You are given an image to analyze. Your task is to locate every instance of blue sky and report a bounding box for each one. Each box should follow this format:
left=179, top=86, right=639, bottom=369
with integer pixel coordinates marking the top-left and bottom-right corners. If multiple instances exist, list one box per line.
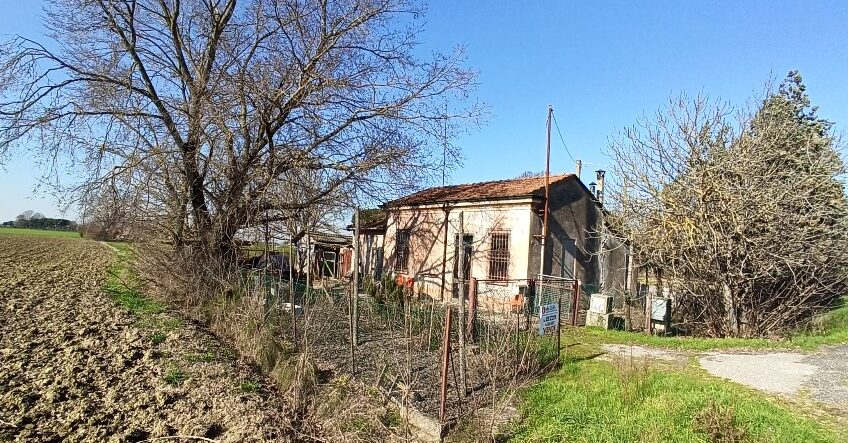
left=1, top=0, right=847, bottom=221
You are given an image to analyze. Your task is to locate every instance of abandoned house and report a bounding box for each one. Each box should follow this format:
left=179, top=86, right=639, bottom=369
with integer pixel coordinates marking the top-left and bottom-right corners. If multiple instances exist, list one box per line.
left=354, top=172, right=634, bottom=314
left=304, top=231, right=353, bottom=279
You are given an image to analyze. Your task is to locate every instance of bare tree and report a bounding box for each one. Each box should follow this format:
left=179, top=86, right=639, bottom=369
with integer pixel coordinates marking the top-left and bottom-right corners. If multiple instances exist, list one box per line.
left=0, top=0, right=480, bottom=260
left=606, top=72, right=848, bottom=337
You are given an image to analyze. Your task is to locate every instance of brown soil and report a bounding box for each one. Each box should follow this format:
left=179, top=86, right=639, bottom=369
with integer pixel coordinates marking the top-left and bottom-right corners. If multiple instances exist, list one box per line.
left=0, top=235, right=294, bottom=442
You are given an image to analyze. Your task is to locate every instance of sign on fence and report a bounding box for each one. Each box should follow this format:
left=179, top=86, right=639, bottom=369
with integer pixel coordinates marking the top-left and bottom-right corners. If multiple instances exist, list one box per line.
left=538, top=302, right=559, bottom=336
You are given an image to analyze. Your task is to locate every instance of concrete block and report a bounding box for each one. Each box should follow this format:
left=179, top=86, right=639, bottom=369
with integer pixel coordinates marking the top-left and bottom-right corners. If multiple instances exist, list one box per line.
left=585, top=311, right=612, bottom=329
left=651, top=298, right=670, bottom=322
left=589, top=293, right=613, bottom=314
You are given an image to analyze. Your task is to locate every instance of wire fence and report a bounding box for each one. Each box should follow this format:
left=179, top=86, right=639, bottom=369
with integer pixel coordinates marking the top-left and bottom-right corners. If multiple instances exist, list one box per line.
left=237, top=269, right=561, bottom=438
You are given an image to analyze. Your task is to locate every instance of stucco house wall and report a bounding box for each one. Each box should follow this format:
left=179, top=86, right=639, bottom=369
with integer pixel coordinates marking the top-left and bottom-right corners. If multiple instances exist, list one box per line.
left=385, top=199, right=534, bottom=300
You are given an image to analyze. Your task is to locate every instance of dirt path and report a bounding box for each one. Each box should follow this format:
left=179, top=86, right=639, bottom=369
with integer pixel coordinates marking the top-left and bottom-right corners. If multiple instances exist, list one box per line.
left=0, top=235, right=294, bottom=442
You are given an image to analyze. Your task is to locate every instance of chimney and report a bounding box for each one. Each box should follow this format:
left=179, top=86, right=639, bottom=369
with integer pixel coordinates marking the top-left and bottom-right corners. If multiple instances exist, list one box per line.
left=589, top=181, right=597, bottom=196
left=595, top=169, right=606, bottom=203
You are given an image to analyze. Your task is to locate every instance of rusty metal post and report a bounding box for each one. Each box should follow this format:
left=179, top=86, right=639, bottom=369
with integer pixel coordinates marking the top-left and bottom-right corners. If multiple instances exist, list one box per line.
left=571, top=279, right=580, bottom=327
left=467, top=277, right=478, bottom=342
left=555, top=282, right=563, bottom=365
left=439, top=305, right=453, bottom=426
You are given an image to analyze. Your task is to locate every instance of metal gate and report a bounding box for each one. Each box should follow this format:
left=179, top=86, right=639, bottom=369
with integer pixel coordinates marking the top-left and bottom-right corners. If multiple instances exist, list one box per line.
left=536, top=275, right=578, bottom=334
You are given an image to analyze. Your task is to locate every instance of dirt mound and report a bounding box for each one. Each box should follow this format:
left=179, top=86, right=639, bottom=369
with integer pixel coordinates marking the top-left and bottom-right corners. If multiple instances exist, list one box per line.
left=0, top=236, right=294, bottom=442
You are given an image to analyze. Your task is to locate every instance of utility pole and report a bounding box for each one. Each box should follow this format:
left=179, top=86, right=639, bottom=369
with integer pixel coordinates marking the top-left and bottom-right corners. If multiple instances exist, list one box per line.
left=575, top=159, right=582, bottom=180
left=539, top=106, right=553, bottom=278
left=442, top=102, right=449, bottom=186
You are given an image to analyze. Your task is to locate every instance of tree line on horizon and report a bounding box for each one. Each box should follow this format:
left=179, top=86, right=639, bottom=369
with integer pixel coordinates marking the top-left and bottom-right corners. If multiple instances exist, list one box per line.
left=2, top=210, right=78, bottom=231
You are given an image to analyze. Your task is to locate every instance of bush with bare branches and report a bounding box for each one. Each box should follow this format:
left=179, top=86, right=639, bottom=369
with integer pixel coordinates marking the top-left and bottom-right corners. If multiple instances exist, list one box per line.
left=607, top=72, right=848, bottom=337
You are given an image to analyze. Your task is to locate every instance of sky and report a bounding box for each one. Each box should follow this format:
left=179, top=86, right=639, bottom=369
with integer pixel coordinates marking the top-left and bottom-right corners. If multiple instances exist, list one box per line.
left=1, top=0, right=847, bottom=221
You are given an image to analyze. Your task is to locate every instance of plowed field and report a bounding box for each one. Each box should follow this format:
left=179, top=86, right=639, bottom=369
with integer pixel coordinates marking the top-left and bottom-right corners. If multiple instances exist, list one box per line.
left=0, top=234, right=293, bottom=442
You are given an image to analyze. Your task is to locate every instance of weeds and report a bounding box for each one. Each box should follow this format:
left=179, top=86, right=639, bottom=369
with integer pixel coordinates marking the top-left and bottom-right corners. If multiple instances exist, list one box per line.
left=240, top=380, right=259, bottom=393
left=164, top=367, right=187, bottom=386
left=151, top=332, right=167, bottom=345
left=693, top=401, right=746, bottom=443
left=379, top=409, right=402, bottom=428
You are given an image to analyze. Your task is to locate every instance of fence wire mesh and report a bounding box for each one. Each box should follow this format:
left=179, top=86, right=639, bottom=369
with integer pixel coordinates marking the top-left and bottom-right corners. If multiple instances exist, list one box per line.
left=237, top=269, right=561, bottom=430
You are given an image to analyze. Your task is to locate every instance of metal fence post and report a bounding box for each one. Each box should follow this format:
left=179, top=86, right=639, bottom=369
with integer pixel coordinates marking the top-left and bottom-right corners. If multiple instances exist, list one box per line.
left=571, top=279, right=580, bottom=327
left=467, top=277, right=477, bottom=342
left=439, top=305, right=452, bottom=426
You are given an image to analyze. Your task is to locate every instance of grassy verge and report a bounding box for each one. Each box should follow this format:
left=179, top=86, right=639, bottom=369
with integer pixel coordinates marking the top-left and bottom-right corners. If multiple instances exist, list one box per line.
left=511, top=354, right=844, bottom=442
left=103, top=242, right=165, bottom=316
left=102, top=243, right=194, bottom=386
left=0, top=226, right=79, bottom=238
left=507, top=305, right=848, bottom=443
left=575, top=300, right=848, bottom=352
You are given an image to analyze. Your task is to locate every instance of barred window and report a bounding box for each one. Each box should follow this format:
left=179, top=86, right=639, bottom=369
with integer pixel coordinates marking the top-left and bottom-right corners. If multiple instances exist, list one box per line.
left=396, top=229, right=411, bottom=272
left=488, top=231, right=509, bottom=280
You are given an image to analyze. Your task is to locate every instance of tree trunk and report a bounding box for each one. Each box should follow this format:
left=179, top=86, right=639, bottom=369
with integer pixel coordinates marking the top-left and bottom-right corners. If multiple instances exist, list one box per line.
left=722, top=282, right=740, bottom=337
left=182, top=141, right=212, bottom=242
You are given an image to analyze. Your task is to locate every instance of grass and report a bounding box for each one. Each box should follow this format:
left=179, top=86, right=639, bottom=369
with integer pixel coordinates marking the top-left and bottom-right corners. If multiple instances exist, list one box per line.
left=103, top=242, right=165, bottom=316
left=239, top=379, right=259, bottom=393
left=0, top=226, right=79, bottom=238
left=164, top=367, right=187, bottom=386
left=576, top=299, right=848, bottom=352
left=511, top=354, right=844, bottom=442
left=151, top=331, right=167, bottom=345
left=508, top=304, right=848, bottom=443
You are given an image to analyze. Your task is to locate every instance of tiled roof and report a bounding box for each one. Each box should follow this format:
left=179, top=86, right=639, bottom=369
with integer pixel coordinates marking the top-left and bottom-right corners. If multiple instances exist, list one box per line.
left=384, top=174, right=575, bottom=207
left=310, top=232, right=352, bottom=246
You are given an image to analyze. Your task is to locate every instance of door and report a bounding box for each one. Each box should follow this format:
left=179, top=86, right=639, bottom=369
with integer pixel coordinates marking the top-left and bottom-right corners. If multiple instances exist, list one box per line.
left=322, top=251, right=337, bottom=278
left=374, top=247, right=384, bottom=279
left=453, top=234, right=473, bottom=298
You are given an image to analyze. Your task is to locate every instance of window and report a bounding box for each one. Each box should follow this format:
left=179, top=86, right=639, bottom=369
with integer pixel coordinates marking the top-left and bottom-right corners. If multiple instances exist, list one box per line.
left=488, top=231, right=510, bottom=280
left=395, top=229, right=410, bottom=272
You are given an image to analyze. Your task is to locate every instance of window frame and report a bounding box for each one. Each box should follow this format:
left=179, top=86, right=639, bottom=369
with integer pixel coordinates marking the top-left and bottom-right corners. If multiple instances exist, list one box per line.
left=395, top=229, right=411, bottom=273
left=487, top=230, right=510, bottom=280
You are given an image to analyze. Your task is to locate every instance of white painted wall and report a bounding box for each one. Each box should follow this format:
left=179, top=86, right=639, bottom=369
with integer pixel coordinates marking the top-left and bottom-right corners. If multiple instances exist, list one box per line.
left=384, top=199, right=534, bottom=300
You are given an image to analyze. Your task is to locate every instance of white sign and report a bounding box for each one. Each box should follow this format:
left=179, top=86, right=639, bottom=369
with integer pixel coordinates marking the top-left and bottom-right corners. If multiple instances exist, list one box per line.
left=539, top=303, right=559, bottom=336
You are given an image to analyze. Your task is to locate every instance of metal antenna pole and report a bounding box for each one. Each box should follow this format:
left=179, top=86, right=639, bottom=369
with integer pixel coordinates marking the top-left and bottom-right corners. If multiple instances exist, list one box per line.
left=352, top=208, right=360, bottom=347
